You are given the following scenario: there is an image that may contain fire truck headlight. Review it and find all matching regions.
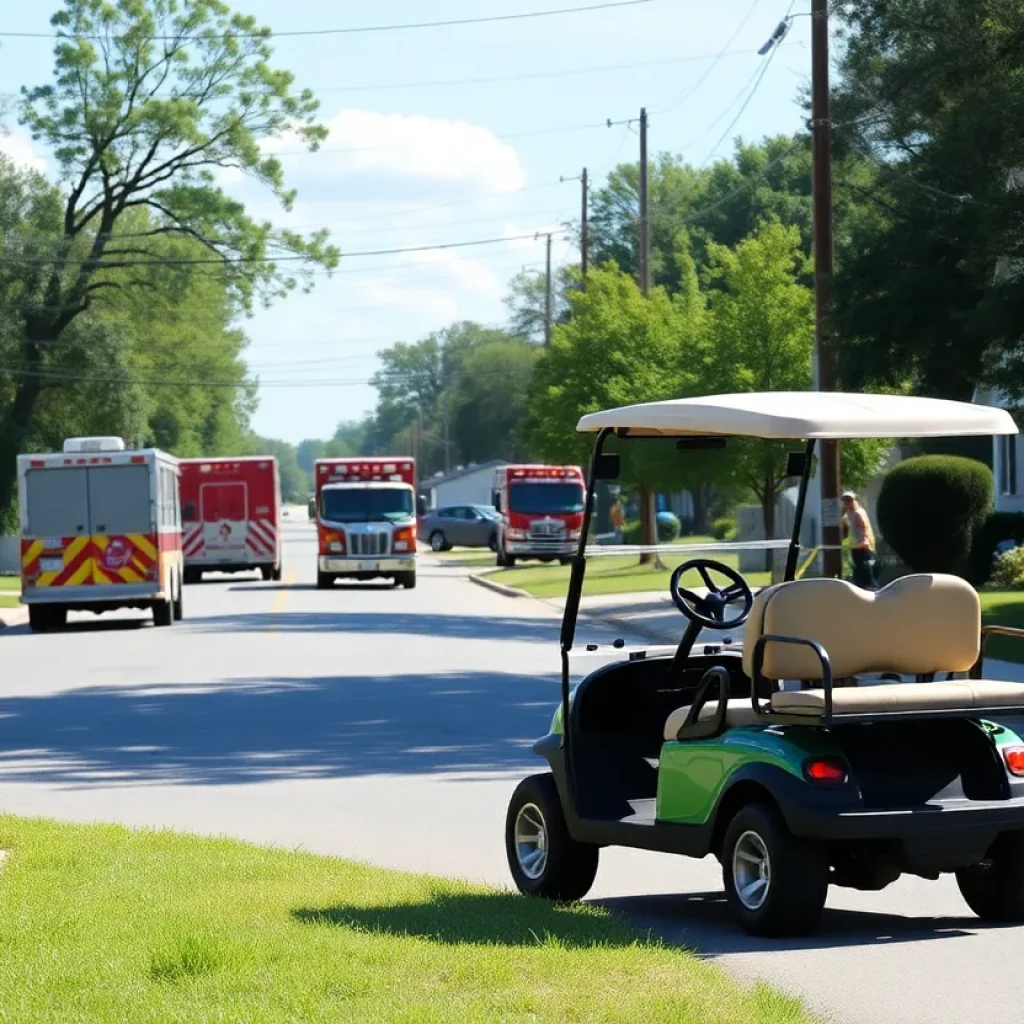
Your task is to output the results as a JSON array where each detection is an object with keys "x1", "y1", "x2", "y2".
[
  {"x1": 394, "y1": 540, "x2": 410, "y2": 552},
  {"x1": 329, "y1": 541, "x2": 343, "y2": 553},
  {"x1": 507, "y1": 528, "x2": 527, "y2": 541},
  {"x1": 569, "y1": 530, "x2": 581, "y2": 540}
]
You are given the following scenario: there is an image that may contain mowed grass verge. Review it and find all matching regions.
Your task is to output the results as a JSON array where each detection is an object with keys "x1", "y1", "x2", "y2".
[
  {"x1": 488, "y1": 537, "x2": 772, "y2": 599},
  {"x1": 0, "y1": 815, "x2": 814, "y2": 1024},
  {"x1": 980, "y1": 590, "x2": 1024, "y2": 663},
  {"x1": 0, "y1": 576, "x2": 21, "y2": 609}
]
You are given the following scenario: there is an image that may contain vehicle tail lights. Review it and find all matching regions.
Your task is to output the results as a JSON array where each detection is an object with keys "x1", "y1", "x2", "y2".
[
  {"x1": 802, "y1": 757, "x2": 848, "y2": 785},
  {"x1": 393, "y1": 526, "x2": 415, "y2": 553},
  {"x1": 1003, "y1": 746, "x2": 1024, "y2": 777}
]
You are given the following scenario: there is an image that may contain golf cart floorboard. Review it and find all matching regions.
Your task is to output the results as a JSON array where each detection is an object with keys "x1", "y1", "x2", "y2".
[{"x1": 619, "y1": 797, "x2": 658, "y2": 827}]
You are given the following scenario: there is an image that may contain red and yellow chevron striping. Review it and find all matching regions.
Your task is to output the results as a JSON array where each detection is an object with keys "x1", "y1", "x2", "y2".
[{"x1": 22, "y1": 534, "x2": 159, "y2": 589}]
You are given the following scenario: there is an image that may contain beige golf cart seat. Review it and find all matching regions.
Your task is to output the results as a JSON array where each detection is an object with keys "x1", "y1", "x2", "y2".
[{"x1": 664, "y1": 574, "x2": 1024, "y2": 740}]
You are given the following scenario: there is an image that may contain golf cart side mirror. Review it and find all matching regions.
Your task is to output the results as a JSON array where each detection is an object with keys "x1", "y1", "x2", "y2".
[
  {"x1": 593, "y1": 453, "x2": 621, "y2": 481},
  {"x1": 785, "y1": 451, "x2": 809, "y2": 478},
  {"x1": 492, "y1": 491, "x2": 502, "y2": 512},
  {"x1": 417, "y1": 496, "x2": 427, "y2": 517}
]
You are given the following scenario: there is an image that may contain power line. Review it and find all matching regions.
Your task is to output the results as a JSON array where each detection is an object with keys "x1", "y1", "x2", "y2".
[
  {"x1": 0, "y1": 230, "x2": 566, "y2": 268},
  {"x1": 0, "y1": 0, "x2": 656, "y2": 40}
]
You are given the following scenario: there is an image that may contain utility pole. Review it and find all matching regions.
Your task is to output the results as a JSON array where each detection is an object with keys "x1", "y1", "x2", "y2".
[
  {"x1": 560, "y1": 168, "x2": 590, "y2": 287},
  {"x1": 811, "y1": 0, "x2": 842, "y2": 578},
  {"x1": 638, "y1": 108, "x2": 650, "y2": 296},
  {"x1": 544, "y1": 233, "x2": 553, "y2": 346},
  {"x1": 637, "y1": 107, "x2": 659, "y2": 566}
]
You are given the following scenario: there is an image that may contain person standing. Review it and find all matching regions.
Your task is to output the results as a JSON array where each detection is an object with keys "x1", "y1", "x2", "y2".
[
  {"x1": 841, "y1": 491, "x2": 877, "y2": 589},
  {"x1": 610, "y1": 496, "x2": 626, "y2": 545}
]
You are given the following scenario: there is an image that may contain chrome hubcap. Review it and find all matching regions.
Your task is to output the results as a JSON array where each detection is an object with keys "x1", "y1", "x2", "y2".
[
  {"x1": 514, "y1": 803, "x2": 548, "y2": 880},
  {"x1": 732, "y1": 830, "x2": 771, "y2": 910},
  {"x1": 431, "y1": 534, "x2": 444, "y2": 551}
]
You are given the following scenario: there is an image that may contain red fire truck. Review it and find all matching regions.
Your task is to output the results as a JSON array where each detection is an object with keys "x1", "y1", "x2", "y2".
[
  {"x1": 180, "y1": 456, "x2": 282, "y2": 583},
  {"x1": 492, "y1": 464, "x2": 586, "y2": 567},
  {"x1": 314, "y1": 456, "x2": 419, "y2": 590},
  {"x1": 17, "y1": 436, "x2": 184, "y2": 632}
]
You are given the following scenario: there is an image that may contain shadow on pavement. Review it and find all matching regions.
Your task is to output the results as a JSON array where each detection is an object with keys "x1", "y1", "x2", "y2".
[
  {"x1": 178, "y1": 611, "x2": 562, "y2": 643},
  {"x1": 293, "y1": 892, "x2": 637, "y2": 948},
  {"x1": 0, "y1": 669, "x2": 559, "y2": 787},
  {"x1": 599, "y1": 890, "x2": 996, "y2": 952}
]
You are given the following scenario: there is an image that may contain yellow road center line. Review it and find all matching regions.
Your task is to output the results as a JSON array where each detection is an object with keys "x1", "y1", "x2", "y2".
[{"x1": 268, "y1": 562, "x2": 296, "y2": 631}]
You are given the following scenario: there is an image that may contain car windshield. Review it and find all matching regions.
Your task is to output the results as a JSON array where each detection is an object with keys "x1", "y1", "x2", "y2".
[
  {"x1": 321, "y1": 487, "x2": 413, "y2": 523},
  {"x1": 508, "y1": 482, "x2": 585, "y2": 515}
]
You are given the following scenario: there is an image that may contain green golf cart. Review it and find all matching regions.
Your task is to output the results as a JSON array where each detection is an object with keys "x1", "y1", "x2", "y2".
[{"x1": 506, "y1": 391, "x2": 1024, "y2": 936}]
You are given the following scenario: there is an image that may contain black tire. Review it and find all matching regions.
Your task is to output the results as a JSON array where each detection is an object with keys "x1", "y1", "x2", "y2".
[
  {"x1": 429, "y1": 531, "x2": 448, "y2": 553},
  {"x1": 559, "y1": 557, "x2": 573, "y2": 566},
  {"x1": 153, "y1": 597, "x2": 174, "y2": 627},
  {"x1": 488, "y1": 533, "x2": 498, "y2": 552},
  {"x1": 399, "y1": 571, "x2": 417, "y2": 590},
  {"x1": 505, "y1": 554, "x2": 517, "y2": 568},
  {"x1": 316, "y1": 571, "x2": 333, "y2": 590},
  {"x1": 29, "y1": 605, "x2": 65, "y2": 633},
  {"x1": 957, "y1": 831, "x2": 1024, "y2": 922},
  {"x1": 505, "y1": 773, "x2": 599, "y2": 902},
  {"x1": 184, "y1": 567, "x2": 201, "y2": 585},
  {"x1": 272, "y1": 564, "x2": 283, "y2": 582},
  {"x1": 260, "y1": 565, "x2": 274, "y2": 581},
  {"x1": 721, "y1": 801, "x2": 828, "y2": 937},
  {"x1": 172, "y1": 575, "x2": 184, "y2": 621}
]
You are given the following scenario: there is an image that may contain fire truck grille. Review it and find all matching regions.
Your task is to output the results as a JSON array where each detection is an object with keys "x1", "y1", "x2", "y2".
[
  {"x1": 530, "y1": 521, "x2": 566, "y2": 539},
  {"x1": 349, "y1": 532, "x2": 389, "y2": 556}
]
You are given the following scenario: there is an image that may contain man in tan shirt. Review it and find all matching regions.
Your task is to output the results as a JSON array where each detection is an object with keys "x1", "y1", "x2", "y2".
[{"x1": 841, "y1": 490, "x2": 877, "y2": 589}]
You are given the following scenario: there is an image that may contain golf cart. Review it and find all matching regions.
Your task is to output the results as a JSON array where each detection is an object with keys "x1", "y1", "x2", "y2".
[{"x1": 505, "y1": 391, "x2": 1024, "y2": 936}]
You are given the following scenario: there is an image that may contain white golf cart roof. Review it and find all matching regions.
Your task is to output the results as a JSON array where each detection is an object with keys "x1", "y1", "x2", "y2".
[{"x1": 577, "y1": 391, "x2": 1018, "y2": 440}]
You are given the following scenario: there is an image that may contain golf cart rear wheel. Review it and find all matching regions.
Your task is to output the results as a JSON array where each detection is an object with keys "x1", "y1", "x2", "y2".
[
  {"x1": 956, "y1": 831, "x2": 1024, "y2": 922},
  {"x1": 505, "y1": 773, "x2": 598, "y2": 902},
  {"x1": 721, "y1": 802, "x2": 828, "y2": 937}
]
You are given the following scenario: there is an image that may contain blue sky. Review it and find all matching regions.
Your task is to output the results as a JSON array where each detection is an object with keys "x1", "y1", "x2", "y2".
[{"x1": 0, "y1": 0, "x2": 812, "y2": 444}]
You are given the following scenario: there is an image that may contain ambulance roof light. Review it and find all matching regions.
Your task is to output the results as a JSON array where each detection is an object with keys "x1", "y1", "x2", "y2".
[{"x1": 63, "y1": 436, "x2": 126, "y2": 453}]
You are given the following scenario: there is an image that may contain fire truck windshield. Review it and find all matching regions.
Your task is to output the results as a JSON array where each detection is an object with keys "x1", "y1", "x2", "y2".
[
  {"x1": 321, "y1": 486, "x2": 414, "y2": 523},
  {"x1": 508, "y1": 481, "x2": 585, "y2": 515}
]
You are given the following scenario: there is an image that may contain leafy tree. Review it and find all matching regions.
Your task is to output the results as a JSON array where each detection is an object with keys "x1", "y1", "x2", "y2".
[
  {"x1": 527, "y1": 261, "x2": 709, "y2": 556},
  {"x1": 0, "y1": 0, "x2": 338, "y2": 512},
  {"x1": 296, "y1": 438, "x2": 326, "y2": 474},
  {"x1": 705, "y1": 220, "x2": 888, "y2": 569},
  {"x1": 831, "y1": 0, "x2": 1024, "y2": 400},
  {"x1": 504, "y1": 266, "x2": 572, "y2": 344}
]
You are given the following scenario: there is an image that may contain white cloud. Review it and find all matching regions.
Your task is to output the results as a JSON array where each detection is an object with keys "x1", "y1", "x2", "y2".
[
  {"x1": 268, "y1": 110, "x2": 526, "y2": 194},
  {"x1": 0, "y1": 132, "x2": 45, "y2": 173}
]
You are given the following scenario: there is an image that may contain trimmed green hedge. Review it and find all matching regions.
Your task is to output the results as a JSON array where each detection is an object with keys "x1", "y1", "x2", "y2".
[{"x1": 877, "y1": 455, "x2": 993, "y2": 575}]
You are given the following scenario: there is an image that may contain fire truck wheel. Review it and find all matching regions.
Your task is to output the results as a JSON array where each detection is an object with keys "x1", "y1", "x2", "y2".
[
  {"x1": 272, "y1": 565, "x2": 283, "y2": 582},
  {"x1": 505, "y1": 554, "x2": 517, "y2": 568},
  {"x1": 173, "y1": 576, "x2": 184, "y2": 621},
  {"x1": 153, "y1": 597, "x2": 174, "y2": 628},
  {"x1": 184, "y1": 567, "x2": 201, "y2": 585},
  {"x1": 316, "y1": 572, "x2": 333, "y2": 590},
  {"x1": 399, "y1": 572, "x2": 417, "y2": 590},
  {"x1": 29, "y1": 606, "x2": 65, "y2": 633},
  {"x1": 260, "y1": 566, "x2": 274, "y2": 582}
]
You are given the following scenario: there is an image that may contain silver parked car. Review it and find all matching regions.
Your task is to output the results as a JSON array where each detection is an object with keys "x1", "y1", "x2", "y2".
[{"x1": 419, "y1": 504, "x2": 499, "y2": 551}]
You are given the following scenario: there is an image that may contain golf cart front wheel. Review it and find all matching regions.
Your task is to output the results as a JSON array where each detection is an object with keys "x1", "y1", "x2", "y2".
[
  {"x1": 505, "y1": 773, "x2": 598, "y2": 902},
  {"x1": 721, "y1": 802, "x2": 828, "y2": 937},
  {"x1": 956, "y1": 831, "x2": 1024, "y2": 922}
]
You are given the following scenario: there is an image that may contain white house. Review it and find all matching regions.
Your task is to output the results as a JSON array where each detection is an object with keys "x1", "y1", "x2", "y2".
[{"x1": 424, "y1": 460, "x2": 507, "y2": 510}]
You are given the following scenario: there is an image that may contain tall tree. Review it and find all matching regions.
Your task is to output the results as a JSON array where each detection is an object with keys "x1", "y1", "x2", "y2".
[
  {"x1": 0, "y1": 0, "x2": 338, "y2": 511},
  {"x1": 504, "y1": 265, "x2": 573, "y2": 344}
]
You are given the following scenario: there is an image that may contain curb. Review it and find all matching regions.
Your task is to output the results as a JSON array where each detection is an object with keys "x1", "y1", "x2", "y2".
[{"x1": 467, "y1": 573, "x2": 529, "y2": 599}]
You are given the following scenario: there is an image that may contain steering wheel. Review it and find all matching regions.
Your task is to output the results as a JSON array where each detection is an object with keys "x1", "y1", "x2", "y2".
[{"x1": 670, "y1": 558, "x2": 754, "y2": 631}]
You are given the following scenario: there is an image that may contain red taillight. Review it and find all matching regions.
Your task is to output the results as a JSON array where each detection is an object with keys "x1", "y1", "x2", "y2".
[
  {"x1": 1003, "y1": 746, "x2": 1024, "y2": 777},
  {"x1": 803, "y1": 758, "x2": 848, "y2": 784}
]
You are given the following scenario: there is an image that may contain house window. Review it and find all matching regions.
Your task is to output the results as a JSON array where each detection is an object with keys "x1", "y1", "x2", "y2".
[{"x1": 1001, "y1": 435, "x2": 1018, "y2": 496}]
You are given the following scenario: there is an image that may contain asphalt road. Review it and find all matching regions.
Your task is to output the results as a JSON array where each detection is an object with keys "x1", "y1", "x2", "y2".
[{"x1": 0, "y1": 518, "x2": 1021, "y2": 1024}]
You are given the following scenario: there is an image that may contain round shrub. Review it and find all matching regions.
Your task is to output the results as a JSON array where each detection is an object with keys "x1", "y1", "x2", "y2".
[
  {"x1": 990, "y1": 545, "x2": 1024, "y2": 590},
  {"x1": 711, "y1": 516, "x2": 737, "y2": 542},
  {"x1": 656, "y1": 511, "x2": 681, "y2": 543},
  {"x1": 970, "y1": 512, "x2": 1024, "y2": 584},
  {"x1": 876, "y1": 455, "x2": 993, "y2": 575}
]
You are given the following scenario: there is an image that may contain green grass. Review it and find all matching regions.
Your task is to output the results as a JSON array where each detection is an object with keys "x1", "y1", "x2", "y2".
[
  {"x1": 0, "y1": 576, "x2": 21, "y2": 609},
  {"x1": 431, "y1": 548, "x2": 498, "y2": 566},
  {"x1": 980, "y1": 590, "x2": 1024, "y2": 664},
  {"x1": 0, "y1": 816, "x2": 814, "y2": 1024},
  {"x1": 488, "y1": 536, "x2": 773, "y2": 600}
]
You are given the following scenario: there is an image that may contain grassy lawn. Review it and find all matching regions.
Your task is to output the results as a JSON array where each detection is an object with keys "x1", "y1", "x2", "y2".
[
  {"x1": 0, "y1": 816, "x2": 813, "y2": 1024},
  {"x1": 489, "y1": 536, "x2": 773, "y2": 600},
  {"x1": 430, "y1": 548, "x2": 497, "y2": 566},
  {"x1": 980, "y1": 590, "x2": 1024, "y2": 664},
  {"x1": 0, "y1": 576, "x2": 21, "y2": 609}
]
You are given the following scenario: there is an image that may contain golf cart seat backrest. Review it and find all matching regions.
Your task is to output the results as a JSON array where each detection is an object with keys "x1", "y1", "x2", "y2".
[{"x1": 741, "y1": 574, "x2": 981, "y2": 682}]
